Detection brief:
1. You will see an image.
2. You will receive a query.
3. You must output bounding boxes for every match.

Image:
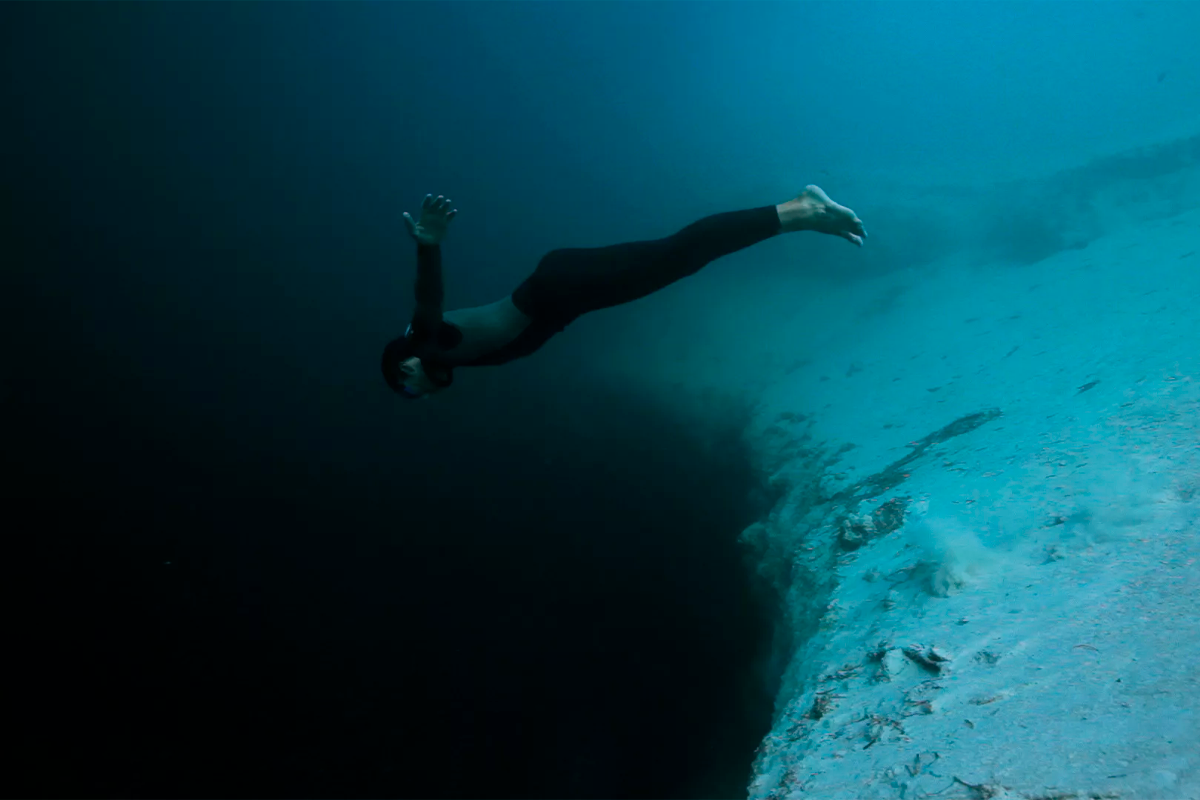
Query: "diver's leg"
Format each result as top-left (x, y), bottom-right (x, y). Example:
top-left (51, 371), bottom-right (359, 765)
top-left (512, 186), bottom-right (865, 321)
top-left (512, 206), bottom-right (780, 321)
top-left (776, 185), bottom-right (866, 244)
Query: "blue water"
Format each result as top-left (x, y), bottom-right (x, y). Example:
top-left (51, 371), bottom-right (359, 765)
top-left (6, 2), bottom-right (1198, 797)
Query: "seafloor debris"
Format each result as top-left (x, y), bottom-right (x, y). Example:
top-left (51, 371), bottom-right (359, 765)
top-left (905, 751), bottom-right (940, 776)
top-left (903, 644), bottom-right (952, 673)
top-left (805, 689), bottom-right (843, 720)
top-left (836, 408), bottom-right (1003, 502)
top-left (820, 662), bottom-right (862, 683)
top-left (864, 713), bottom-right (908, 748)
top-left (949, 776), bottom-right (1119, 799)
top-left (973, 649), bottom-right (1001, 665)
top-left (837, 496), bottom-right (911, 551)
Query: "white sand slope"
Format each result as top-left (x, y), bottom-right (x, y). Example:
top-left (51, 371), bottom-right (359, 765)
top-left (743, 207), bottom-right (1200, 799)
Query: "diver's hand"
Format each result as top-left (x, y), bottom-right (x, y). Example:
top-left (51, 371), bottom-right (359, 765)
top-left (403, 194), bottom-right (458, 246)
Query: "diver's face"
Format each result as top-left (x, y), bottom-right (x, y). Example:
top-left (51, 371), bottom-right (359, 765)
top-left (399, 357), bottom-right (440, 399)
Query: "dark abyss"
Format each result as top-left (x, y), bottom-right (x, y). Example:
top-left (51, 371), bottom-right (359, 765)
top-left (3, 4), bottom-right (774, 798)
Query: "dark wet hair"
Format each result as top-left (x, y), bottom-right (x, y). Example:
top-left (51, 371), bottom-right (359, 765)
top-left (381, 335), bottom-right (453, 397)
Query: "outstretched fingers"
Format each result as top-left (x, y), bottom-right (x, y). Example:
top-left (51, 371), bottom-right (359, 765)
top-left (421, 194), bottom-right (457, 218)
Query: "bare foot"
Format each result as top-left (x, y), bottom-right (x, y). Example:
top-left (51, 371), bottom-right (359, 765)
top-left (776, 185), bottom-right (867, 246)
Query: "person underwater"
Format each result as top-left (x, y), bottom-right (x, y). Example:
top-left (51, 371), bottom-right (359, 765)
top-left (382, 186), bottom-right (866, 399)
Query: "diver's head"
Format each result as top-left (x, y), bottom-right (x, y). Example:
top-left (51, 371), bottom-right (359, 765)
top-left (381, 336), bottom-right (452, 400)
top-left (397, 356), bottom-right (451, 399)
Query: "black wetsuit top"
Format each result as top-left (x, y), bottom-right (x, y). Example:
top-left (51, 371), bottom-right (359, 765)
top-left (382, 205), bottom-right (782, 392)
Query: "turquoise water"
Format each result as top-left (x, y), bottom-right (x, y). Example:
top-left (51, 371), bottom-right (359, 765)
top-left (6, 2), bottom-right (1199, 797)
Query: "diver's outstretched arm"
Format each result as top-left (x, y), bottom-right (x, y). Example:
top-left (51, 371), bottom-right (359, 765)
top-left (402, 194), bottom-right (458, 338)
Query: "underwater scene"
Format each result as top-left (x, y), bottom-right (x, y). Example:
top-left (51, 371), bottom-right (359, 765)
top-left (6, 2), bottom-right (1200, 798)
